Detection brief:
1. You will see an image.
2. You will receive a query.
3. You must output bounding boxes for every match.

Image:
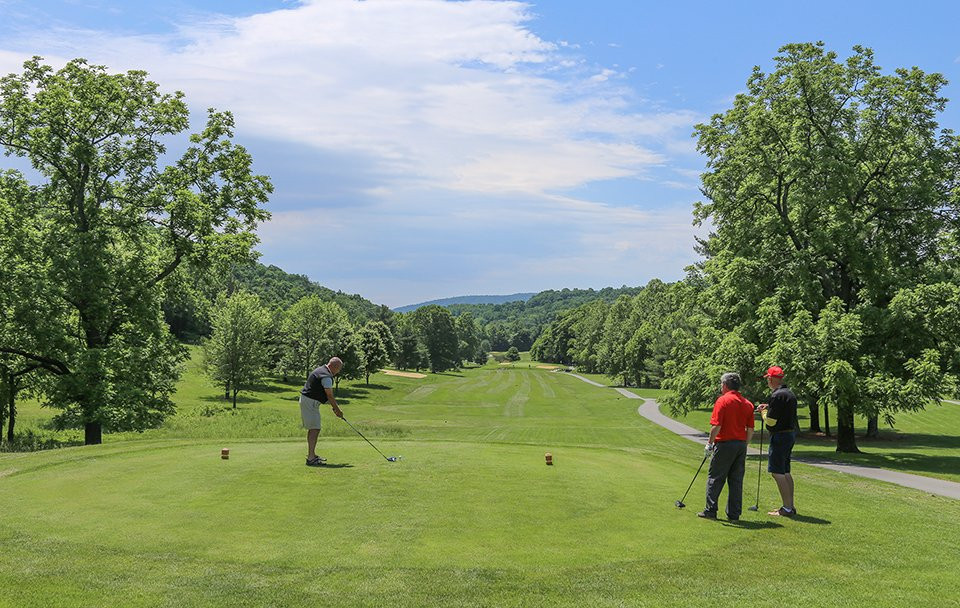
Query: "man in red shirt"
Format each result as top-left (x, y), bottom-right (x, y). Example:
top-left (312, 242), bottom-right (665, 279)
top-left (698, 372), bottom-right (755, 521)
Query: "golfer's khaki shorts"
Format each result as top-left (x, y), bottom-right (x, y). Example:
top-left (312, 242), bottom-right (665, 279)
top-left (299, 394), bottom-right (322, 430)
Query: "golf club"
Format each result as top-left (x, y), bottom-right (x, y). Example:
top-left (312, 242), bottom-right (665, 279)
top-left (341, 416), bottom-right (401, 462)
top-left (748, 423), bottom-right (764, 511)
top-left (675, 451), bottom-right (710, 509)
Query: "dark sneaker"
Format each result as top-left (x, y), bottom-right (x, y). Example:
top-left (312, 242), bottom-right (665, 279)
top-left (768, 506), bottom-right (796, 517)
top-left (305, 456), bottom-right (327, 467)
top-left (697, 511), bottom-right (717, 519)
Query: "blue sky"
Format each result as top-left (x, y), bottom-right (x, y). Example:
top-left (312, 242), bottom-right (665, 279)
top-left (1, 0), bottom-right (958, 307)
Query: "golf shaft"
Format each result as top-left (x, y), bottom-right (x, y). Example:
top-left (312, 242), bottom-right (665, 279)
top-left (680, 453), bottom-right (710, 503)
top-left (755, 425), bottom-right (763, 505)
top-left (342, 416), bottom-right (391, 461)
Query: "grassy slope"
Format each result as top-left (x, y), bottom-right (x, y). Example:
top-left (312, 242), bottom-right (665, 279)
top-left (1, 354), bottom-right (959, 607)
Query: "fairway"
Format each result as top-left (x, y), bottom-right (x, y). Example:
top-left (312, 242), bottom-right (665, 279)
top-left (2, 363), bottom-right (959, 607)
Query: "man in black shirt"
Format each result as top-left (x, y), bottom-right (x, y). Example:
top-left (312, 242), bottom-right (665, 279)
top-left (758, 365), bottom-right (798, 517)
top-left (300, 357), bottom-right (344, 466)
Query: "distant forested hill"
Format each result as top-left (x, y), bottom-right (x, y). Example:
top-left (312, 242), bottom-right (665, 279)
top-left (232, 263), bottom-right (384, 321)
top-left (164, 262), bottom-right (385, 340)
top-left (393, 293), bottom-right (535, 313)
top-left (446, 287), bottom-right (643, 326)
top-left (440, 286), bottom-right (645, 350)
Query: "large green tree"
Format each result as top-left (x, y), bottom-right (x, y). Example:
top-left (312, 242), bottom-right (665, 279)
top-left (409, 306), bottom-right (459, 373)
top-left (0, 57), bottom-right (272, 444)
top-left (358, 322), bottom-right (389, 385)
top-left (202, 292), bottom-right (271, 409)
top-left (277, 297), bottom-right (353, 382)
top-left (597, 295), bottom-right (636, 386)
top-left (677, 43), bottom-right (960, 451)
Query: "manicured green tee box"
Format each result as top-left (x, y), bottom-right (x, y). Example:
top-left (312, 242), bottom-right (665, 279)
top-left (1, 437), bottom-right (958, 607)
top-left (2, 358), bottom-right (960, 606)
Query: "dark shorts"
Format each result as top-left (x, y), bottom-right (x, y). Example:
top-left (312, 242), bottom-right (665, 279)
top-left (767, 431), bottom-right (796, 474)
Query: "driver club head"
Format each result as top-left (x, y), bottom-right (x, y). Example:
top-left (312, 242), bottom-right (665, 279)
top-left (387, 456), bottom-right (401, 462)
top-left (747, 505), bottom-right (759, 511)
top-left (675, 500), bottom-right (686, 509)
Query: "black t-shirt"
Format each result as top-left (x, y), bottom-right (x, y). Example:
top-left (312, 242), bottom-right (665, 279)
top-left (765, 384), bottom-right (798, 433)
top-left (301, 365), bottom-right (333, 402)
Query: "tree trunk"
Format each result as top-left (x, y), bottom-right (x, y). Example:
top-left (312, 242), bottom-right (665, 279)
top-left (6, 381), bottom-right (15, 443)
top-left (232, 389), bottom-right (238, 409)
top-left (366, 372), bottom-right (370, 385)
top-left (823, 402), bottom-right (831, 437)
top-left (836, 406), bottom-right (860, 453)
top-left (865, 415), bottom-right (879, 439)
top-left (84, 421), bottom-right (102, 445)
top-left (808, 401), bottom-right (822, 433)
top-left (224, 386), bottom-right (230, 400)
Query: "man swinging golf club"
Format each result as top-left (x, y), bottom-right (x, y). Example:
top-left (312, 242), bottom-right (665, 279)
top-left (758, 365), bottom-right (799, 517)
top-left (698, 372), bottom-right (755, 521)
top-left (299, 357), bottom-right (344, 466)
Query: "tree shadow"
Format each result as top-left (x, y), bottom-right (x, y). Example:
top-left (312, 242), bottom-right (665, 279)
top-left (797, 449), bottom-right (960, 479)
top-left (248, 383), bottom-right (293, 394)
top-left (354, 383), bottom-right (391, 391)
top-left (799, 431), bottom-right (960, 451)
top-left (199, 394), bottom-right (263, 404)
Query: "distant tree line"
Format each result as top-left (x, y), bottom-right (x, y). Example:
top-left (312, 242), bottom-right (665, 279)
top-left (444, 286), bottom-right (645, 352)
top-left (201, 297), bottom-right (488, 407)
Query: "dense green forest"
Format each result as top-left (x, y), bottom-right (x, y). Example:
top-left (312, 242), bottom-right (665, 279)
top-left (393, 292), bottom-right (535, 313)
top-left (445, 286), bottom-right (645, 349)
top-left (164, 262), bottom-right (387, 341)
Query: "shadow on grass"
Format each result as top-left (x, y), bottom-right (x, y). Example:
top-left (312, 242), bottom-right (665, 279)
top-left (316, 463), bottom-right (354, 469)
top-left (199, 394), bottom-right (263, 405)
top-left (0, 432), bottom-right (84, 453)
top-left (797, 448), bottom-right (960, 479)
top-left (249, 383), bottom-right (294, 394)
top-left (723, 520), bottom-right (783, 530)
top-left (791, 514), bottom-right (831, 525)
top-left (799, 430), bottom-right (960, 451)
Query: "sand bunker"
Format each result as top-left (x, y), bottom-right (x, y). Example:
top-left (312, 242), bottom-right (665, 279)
top-left (536, 365), bottom-right (560, 370)
top-left (383, 369), bottom-right (427, 379)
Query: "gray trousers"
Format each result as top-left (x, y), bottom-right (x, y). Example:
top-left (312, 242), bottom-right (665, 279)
top-left (705, 440), bottom-right (747, 518)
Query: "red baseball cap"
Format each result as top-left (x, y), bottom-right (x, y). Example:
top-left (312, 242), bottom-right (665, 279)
top-left (764, 366), bottom-right (785, 378)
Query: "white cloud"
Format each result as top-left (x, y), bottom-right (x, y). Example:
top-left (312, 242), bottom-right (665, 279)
top-left (0, 0), bottom-right (696, 197)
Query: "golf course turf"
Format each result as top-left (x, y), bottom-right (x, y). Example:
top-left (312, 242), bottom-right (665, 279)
top-left (1, 356), bottom-right (958, 607)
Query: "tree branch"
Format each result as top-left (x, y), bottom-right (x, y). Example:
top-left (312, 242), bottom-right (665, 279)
top-left (0, 348), bottom-right (70, 375)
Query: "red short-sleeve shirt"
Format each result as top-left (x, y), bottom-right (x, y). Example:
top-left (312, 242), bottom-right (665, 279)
top-left (709, 390), bottom-right (756, 442)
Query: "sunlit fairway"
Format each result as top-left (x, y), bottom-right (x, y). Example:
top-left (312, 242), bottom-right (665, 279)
top-left (1, 356), bottom-right (959, 607)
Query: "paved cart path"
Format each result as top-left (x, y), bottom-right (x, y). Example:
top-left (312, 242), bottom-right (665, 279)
top-left (596, 381), bottom-right (960, 500)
